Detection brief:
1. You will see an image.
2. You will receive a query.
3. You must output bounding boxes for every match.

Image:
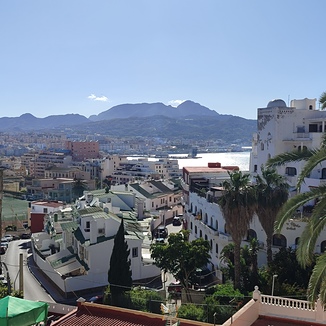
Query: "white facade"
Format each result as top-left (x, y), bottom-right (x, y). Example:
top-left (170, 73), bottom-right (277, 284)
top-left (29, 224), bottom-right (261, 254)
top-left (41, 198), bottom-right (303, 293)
top-left (31, 191), bottom-right (161, 295)
top-left (183, 97), bottom-right (326, 276)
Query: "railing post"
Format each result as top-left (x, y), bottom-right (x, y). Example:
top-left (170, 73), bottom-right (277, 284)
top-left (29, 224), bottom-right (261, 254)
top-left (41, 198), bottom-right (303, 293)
top-left (315, 296), bottom-right (324, 323)
top-left (253, 286), bottom-right (260, 301)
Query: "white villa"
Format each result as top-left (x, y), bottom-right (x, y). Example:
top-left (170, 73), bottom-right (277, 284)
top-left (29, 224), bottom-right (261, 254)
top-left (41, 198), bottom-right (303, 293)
top-left (31, 189), bottom-right (161, 297)
top-left (182, 98), bottom-right (326, 276)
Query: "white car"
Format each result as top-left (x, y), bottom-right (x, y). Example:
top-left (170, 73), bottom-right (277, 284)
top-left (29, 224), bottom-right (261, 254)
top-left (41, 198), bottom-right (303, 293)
top-left (3, 235), bottom-right (13, 242)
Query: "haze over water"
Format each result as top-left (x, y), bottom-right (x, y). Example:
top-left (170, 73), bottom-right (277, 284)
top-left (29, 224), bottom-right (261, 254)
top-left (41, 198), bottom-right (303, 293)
top-left (172, 152), bottom-right (250, 171)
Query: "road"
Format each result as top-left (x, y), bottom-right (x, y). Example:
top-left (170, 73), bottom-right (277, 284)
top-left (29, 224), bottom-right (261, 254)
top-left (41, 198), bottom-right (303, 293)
top-left (2, 239), bottom-right (55, 303)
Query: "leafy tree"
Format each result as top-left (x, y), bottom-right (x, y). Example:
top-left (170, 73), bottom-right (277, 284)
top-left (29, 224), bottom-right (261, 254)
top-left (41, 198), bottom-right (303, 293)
top-left (254, 166), bottom-right (289, 265)
top-left (108, 218), bottom-right (132, 306)
top-left (205, 283), bottom-right (244, 324)
top-left (268, 247), bottom-right (314, 297)
top-left (72, 178), bottom-right (88, 199)
top-left (177, 303), bottom-right (205, 322)
top-left (218, 170), bottom-right (256, 289)
top-left (220, 240), bottom-right (259, 293)
top-left (128, 287), bottom-right (163, 314)
top-left (150, 230), bottom-right (210, 302)
top-left (267, 133), bottom-right (326, 303)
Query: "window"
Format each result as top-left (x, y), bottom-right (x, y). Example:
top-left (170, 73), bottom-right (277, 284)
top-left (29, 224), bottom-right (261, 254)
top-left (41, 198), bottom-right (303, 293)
top-left (272, 234), bottom-right (287, 248)
top-left (200, 230), bottom-right (202, 238)
top-left (43, 208), bottom-right (48, 214)
top-left (132, 247), bottom-right (138, 258)
top-left (215, 243), bottom-right (218, 254)
top-left (285, 167), bottom-right (297, 176)
top-left (195, 226), bottom-right (197, 234)
top-left (261, 143), bottom-right (264, 151)
top-left (320, 240), bottom-right (326, 253)
top-left (247, 229), bottom-right (257, 240)
top-left (98, 228), bottom-right (105, 235)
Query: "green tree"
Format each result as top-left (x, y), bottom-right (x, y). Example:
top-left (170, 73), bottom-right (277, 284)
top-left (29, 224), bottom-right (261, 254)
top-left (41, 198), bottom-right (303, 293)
top-left (319, 91), bottom-right (326, 110)
top-left (72, 178), bottom-right (88, 199)
top-left (108, 218), bottom-right (132, 306)
top-left (177, 303), bottom-right (205, 322)
top-left (267, 132), bottom-right (326, 303)
top-left (218, 170), bottom-right (256, 289)
top-left (254, 166), bottom-right (289, 265)
top-left (150, 230), bottom-right (210, 302)
top-left (220, 240), bottom-right (259, 293)
top-left (268, 247), bottom-right (314, 297)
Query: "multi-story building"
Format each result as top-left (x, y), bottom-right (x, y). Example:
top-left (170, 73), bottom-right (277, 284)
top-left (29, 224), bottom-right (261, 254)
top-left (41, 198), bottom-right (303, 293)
top-left (29, 152), bottom-right (72, 178)
top-left (65, 140), bottom-right (100, 161)
top-left (182, 98), bottom-right (326, 277)
top-left (30, 189), bottom-right (161, 296)
top-left (111, 179), bottom-right (183, 222)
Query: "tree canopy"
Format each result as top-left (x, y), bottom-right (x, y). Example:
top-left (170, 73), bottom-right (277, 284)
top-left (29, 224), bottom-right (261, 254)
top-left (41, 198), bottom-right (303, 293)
top-left (108, 218), bottom-right (132, 306)
top-left (150, 230), bottom-right (210, 301)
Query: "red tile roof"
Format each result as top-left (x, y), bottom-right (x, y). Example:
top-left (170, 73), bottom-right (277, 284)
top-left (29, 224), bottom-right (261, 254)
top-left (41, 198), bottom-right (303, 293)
top-left (51, 302), bottom-right (211, 326)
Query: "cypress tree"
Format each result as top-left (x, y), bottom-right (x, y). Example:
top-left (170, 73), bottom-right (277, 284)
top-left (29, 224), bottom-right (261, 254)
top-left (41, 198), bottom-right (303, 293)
top-left (108, 218), bottom-right (132, 305)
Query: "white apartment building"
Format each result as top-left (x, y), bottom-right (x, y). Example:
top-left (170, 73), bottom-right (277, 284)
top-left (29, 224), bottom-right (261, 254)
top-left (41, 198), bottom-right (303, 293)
top-left (183, 98), bottom-right (326, 276)
top-left (31, 190), bottom-right (161, 296)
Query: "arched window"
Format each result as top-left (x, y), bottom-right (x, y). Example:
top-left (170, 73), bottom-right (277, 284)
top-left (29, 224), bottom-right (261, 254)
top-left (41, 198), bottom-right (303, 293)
top-left (200, 230), bottom-right (202, 238)
top-left (272, 234), bottom-right (287, 248)
top-left (195, 226), bottom-right (197, 234)
top-left (205, 235), bottom-right (208, 241)
top-left (321, 240), bottom-right (326, 253)
top-left (210, 216), bottom-right (213, 227)
top-left (247, 229), bottom-right (257, 240)
top-left (204, 213), bottom-right (208, 224)
top-left (261, 142), bottom-right (264, 151)
top-left (215, 220), bottom-right (218, 231)
top-left (190, 222), bottom-right (193, 230)
top-left (210, 240), bottom-right (212, 251)
top-left (295, 237), bottom-right (300, 247)
top-left (215, 243), bottom-right (218, 254)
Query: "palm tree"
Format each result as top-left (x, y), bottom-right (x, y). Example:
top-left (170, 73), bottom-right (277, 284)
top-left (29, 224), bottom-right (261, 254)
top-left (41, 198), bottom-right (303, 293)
top-left (266, 133), bottom-right (326, 303)
top-left (254, 166), bottom-right (289, 266)
top-left (319, 91), bottom-right (326, 110)
top-left (218, 170), bottom-right (256, 289)
top-left (72, 178), bottom-right (88, 199)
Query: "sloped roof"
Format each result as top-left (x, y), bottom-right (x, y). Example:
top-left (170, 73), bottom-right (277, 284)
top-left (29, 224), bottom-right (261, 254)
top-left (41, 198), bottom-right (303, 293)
top-left (51, 301), bottom-right (210, 326)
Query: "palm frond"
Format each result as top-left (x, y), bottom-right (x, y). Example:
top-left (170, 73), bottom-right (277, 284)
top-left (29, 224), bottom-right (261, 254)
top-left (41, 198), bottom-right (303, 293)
top-left (297, 211), bottom-right (326, 266)
top-left (319, 91), bottom-right (326, 110)
top-left (297, 148), bottom-right (326, 188)
top-left (275, 186), bottom-right (326, 232)
top-left (266, 150), bottom-right (314, 168)
top-left (308, 253), bottom-right (326, 303)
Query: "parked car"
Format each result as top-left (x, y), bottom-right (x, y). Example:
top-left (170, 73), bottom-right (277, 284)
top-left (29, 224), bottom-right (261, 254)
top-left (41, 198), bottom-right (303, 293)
top-left (21, 233), bottom-right (31, 239)
top-left (89, 295), bottom-right (103, 304)
top-left (3, 235), bottom-right (13, 242)
top-left (156, 226), bottom-right (168, 239)
top-left (0, 274), bottom-right (8, 286)
top-left (155, 238), bottom-right (165, 244)
top-left (0, 247), bottom-right (6, 255)
top-left (172, 216), bottom-right (182, 226)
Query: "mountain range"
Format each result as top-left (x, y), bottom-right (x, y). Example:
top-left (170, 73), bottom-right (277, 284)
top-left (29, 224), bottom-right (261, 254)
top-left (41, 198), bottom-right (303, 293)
top-left (0, 101), bottom-right (256, 143)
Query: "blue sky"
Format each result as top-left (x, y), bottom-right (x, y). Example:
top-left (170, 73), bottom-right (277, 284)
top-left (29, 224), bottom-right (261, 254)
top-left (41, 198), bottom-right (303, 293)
top-left (1, 1), bottom-right (325, 120)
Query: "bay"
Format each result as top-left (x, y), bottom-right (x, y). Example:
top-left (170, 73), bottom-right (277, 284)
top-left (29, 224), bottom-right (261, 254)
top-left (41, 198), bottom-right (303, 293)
top-left (174, 152), bottom-right (250, 171)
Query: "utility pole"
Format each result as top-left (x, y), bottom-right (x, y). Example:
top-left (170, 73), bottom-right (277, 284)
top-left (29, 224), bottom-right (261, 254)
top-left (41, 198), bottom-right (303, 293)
top-left (19, 253), bottom-right (24, 296)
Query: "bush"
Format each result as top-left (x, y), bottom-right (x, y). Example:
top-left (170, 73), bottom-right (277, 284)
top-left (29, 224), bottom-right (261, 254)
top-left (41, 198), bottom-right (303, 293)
top-left (177, 303), bottom-right (205, 322)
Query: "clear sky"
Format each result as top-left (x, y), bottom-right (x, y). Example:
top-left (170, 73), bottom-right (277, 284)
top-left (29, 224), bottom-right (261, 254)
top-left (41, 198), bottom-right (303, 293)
top-left (1, 1), bottom-right (325, 120)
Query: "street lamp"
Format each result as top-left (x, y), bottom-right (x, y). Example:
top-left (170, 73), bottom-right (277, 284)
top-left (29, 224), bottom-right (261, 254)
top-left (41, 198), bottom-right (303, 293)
top-left (271, 274), bottom-right (278, 296)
